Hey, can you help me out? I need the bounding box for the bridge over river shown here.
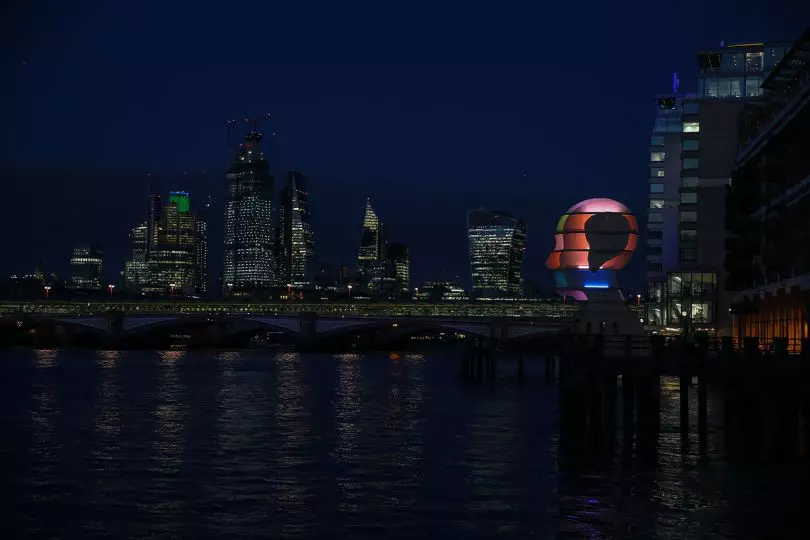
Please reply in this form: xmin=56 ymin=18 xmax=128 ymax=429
xmin=0 ymin=300 xmax=596 ymax=349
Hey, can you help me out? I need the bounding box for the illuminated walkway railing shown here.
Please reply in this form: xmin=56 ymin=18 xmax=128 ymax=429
xmin=0 ymin=300 xmax=579 ymax=319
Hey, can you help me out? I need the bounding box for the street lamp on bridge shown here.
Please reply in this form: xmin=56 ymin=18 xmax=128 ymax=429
xmin=348 ymin=284 xmax=353 ymax=300
xmin=108 ymin=284 xmax=115 ymax=298
xmin=44 ymin=285 xmax=51 ymax=299
xmin=287 ymin=283 xmax=292 ymax=300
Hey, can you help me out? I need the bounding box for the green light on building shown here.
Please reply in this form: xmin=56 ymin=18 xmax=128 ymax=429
xmin=169 ymin=191 xmax=190 ymax=213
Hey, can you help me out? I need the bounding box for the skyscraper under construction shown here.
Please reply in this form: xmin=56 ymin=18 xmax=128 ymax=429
xmin=223 ymin=129 xmax=275 ymax=294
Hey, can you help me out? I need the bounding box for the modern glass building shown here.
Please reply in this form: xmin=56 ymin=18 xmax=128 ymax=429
xmin=123 ymin=191 xmax=207 ymax=296
xmin=223 ymin=130 xmax=275 ymax=294
xmin=467 ymin=210 xmax=526 ymax=298
xmin=386 ymin=241 xmax=410 ymax=293
xmin=643 ymin=39 xmax=788 ymax=334
xmin=356 ymin=198 xmax=383 ymax=287
xmin=727 ymin=28 xmax=810 ymax=350
xmin=278 ymin=170 xmax=314 ymax=287
xmin=69 ymin=244 xmax=103 ymax=290
xmin=645 ymin=93 xmax=684 ymax=326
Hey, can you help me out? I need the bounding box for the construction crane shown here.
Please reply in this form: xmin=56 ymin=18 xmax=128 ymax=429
xmin=226 ymin=113 xmax=272 ymax=150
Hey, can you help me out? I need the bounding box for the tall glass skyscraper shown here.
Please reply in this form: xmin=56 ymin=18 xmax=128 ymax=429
xmin=386 ymin=242 xmax=410 ymax=293
xmin=356 ymin=198 xmax=382 ymax=286
xmin=467 ymin=210 xmax=526 ymax=298
xmin=123 ymin=191 xmax=207 ymax=296
xmin=278 ymin=170 xmax=315 ymax=286
xmin=223 ymin=130 xmax=275 ymax=293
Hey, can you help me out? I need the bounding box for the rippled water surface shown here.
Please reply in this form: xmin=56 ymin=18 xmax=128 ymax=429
xmin=1 ymin=348 xmax=809 ymax=538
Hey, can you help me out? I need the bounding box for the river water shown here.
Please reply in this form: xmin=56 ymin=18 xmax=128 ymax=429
xmin=1 ymin=348 xmax=808 ymax=539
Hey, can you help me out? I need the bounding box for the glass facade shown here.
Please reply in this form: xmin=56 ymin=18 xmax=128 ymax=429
xmin=123 ymin=192 xmax=207 ymax=296
xmin=69 ymin=245 xmax=103 ymax=290
xmin=386 ymin=242 xmax=411 ymax=293
xmin=278 ymin=170 xmax=315 ymax=287
xmin=467 ymin=210 xmax=526 ymax=298
xmin=644 ymin=272 xmax=717 ymax=328
xmin=356 ymin=198 xmax=383 ymax=287
xmin=223 ymin=131 xmax=275 ymax=292
xmin=695 ymin=43 xmax=786 ymax=100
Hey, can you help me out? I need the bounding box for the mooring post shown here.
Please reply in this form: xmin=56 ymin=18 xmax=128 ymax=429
xmin=680 ymin=371 xmax=690 ymax=444
xmin=518 ymin=354 xmax=524 ymax=383
xmin=622 ymin=375 xmax=635 ymax=443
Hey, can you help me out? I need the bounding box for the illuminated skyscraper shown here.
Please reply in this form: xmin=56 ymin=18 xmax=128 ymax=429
xmin=467 ymin=210 xmax=526 ymax=298
xmin=278 ymin=170 xmax=314 ymax=286
xmin=123 ymin=191 xmax=207 ymax=295
xmin=223 ymin=130 xmax=275 ymax=294
xmin=69 ymin=244 xmax=103 ymax=290
xmin=356 ymin=198 xmax=383 ymax=286
xmin=386 ymin=242 xmax=410 ymax=293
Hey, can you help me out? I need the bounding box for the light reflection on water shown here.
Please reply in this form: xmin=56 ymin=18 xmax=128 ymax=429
xmin=1 ymin=350 xmax=809 ymax=539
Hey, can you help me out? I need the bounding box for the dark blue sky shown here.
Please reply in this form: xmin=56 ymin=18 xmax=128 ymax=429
xmin=2 ymin=1 xmax=806 ymax=290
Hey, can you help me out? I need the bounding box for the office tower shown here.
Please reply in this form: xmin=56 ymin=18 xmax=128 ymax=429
xmin=645 ymin=90 xmax=686 ymax=325
xmin=643 ymin=39 xmax=788 ymax=333
xmin=146 ymin=191 xmax=162 ymax=260
xmin=727 ymin=29 xmax=808 ymax=347
xmin=223 ymin=130 xmax=275 ymax=294
xmin=69 ymin=244 xmax=103 ymax=290
xmin=356 ymin=198 xmax=383 ymax=287
xmin=278 ymin=170 xmax=315 ymax=286
xmin=152 ymin=191 xmax=199 ymax=294
xmin=467 ymin=209 xmax=526 ymax=298
xmin=195 ymin=195 xmax=212 ymax=296
xmin=123 ymin=191 xmax=207 ymax=295
xmin=386 ymin=242 xmax=410 ymax=292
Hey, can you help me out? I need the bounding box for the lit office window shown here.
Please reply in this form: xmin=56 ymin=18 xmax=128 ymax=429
xmin=682 ymin=139 xmax=700 ymax=151
xmin=682 ymin=176 xmax=699 ymax=188
xmin=650 ymin=152 xmax=666 ymax=162
xmin=746 ymin=76 xmax=763 ymax=97
xmin=649 ymin=199 xmax=665 ymax=209
xmin=680 ymin=229 xmax=697 ymax=241
xmin=745 ymin=52 xmax=763 ymax=72
xmin=705 ymin=78 xmax=719 ymax=98
xmin=650 ymin=167 xmax=665 ymax=177
xmin=680 ymin=211 xmax=698 ymax=223
xmin=683 ymin=121 xmax=700 ymax=133
xmin=650 ymin=136 xmax=665 ymax=146
xmin=650 ymin=183 xmax=664 ymax=194
xmin=680 ymin=192 xmax=698 ymax=204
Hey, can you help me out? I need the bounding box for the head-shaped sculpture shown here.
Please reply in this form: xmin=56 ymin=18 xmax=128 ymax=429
xmin=546 ymin=198 xmax=638 ymax=300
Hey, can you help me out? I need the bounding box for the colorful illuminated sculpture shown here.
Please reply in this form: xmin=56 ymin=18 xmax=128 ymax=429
xmin=546 ymin=198 xmax=638 ymax=301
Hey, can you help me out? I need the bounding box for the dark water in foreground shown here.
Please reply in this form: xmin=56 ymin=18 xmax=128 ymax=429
xmin=1 ymin=349 xmax=808 ymax=539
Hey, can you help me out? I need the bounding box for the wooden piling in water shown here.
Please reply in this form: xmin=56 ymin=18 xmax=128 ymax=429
xmin=517 ymin=354 xmax=524 ymax=383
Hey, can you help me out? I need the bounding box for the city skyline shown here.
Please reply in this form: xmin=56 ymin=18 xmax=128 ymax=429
xmin=3 ymin=4 xmax=807 ymax=293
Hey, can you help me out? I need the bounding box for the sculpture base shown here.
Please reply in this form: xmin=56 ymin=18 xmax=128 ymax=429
xmin=572 ymin=293 xmax=646 ymax=337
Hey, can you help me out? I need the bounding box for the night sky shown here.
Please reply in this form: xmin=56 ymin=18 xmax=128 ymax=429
xmin=2 ymin=1 xmax=806 ymax=291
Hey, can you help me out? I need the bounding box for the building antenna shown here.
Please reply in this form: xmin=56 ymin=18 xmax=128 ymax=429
xmin=226 ymin=118 xmax=239 ymax=148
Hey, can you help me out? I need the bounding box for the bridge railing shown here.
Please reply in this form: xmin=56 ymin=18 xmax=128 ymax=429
xmin=0 ymin=300 xmax=580 ymax=320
